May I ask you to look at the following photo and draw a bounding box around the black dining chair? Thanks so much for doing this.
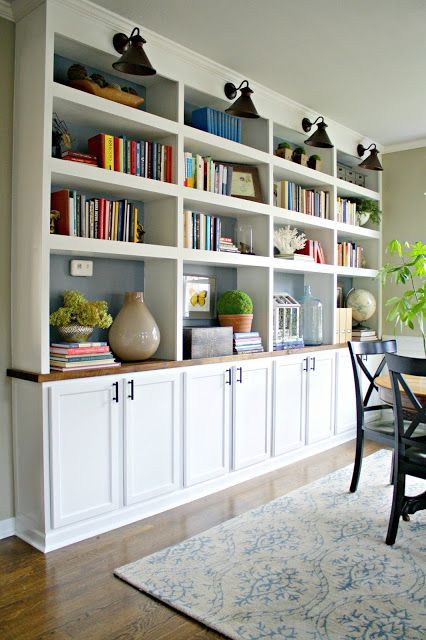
[384,353,426,545]
[348,339,397,493]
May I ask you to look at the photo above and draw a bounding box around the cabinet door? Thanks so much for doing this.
[124,370,181,505]
[335,350,357,434]
[183,364,231,486]
[306,351,335,444]
[273,355,307,455]
[233,359,272,470]
[49,378,121,528]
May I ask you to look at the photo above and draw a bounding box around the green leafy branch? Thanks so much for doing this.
[379,240,426,355]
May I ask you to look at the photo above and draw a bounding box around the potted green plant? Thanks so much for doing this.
[217,289,254,333]
[292,146,308,166]
[353,198,382,227]
[275,141,292,161]
[49,290,113,343]
[307,154,321,171]
[379,240,426,355]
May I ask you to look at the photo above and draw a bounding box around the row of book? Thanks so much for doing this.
[297,240,326,264]
[274,180,330,218]
[184,153,233,194]
[86,133,173,182]
[191,107,242,143]
[183,210,239,252]
[336,197,357,225]
[337,242,365,268]
[50,342,120,371]
[234,331,264,354]
[51,189,140,242]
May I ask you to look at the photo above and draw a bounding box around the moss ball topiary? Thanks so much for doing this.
[217,290,253,315]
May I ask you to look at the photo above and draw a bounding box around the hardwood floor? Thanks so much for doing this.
[0,441,381,640]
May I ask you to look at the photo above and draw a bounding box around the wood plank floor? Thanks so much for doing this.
[0,441,381,640]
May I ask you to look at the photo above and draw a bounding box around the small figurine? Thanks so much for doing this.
[136,223,145,243]
[52,112,72,158]
[50,209,61,234]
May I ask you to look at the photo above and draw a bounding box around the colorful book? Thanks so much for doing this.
[87,133,114,170]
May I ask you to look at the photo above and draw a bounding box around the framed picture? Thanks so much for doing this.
[183,274,217,319]
[228,165,263,203]
[336,286,343,308]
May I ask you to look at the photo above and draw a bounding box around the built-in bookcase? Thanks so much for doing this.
[11,0,382,373]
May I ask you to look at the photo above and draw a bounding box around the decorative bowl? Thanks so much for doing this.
[69,79,144,109]
[57,324,94,343]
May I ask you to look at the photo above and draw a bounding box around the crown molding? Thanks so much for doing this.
[383,138,426,154]
[0,0,13,20]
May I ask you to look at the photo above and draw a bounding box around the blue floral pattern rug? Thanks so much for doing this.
[115,450,426,639]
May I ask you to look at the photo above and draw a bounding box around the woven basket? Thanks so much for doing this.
[218,314,253,333]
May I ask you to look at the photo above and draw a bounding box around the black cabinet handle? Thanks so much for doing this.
[237,367,243,383]
[303,358,308,372]
[225,368,232,385]
[310,357,316,371]
[112,381,119,403]
[128,379,134,400]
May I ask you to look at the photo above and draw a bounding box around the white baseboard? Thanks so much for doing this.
[0,517,15,540]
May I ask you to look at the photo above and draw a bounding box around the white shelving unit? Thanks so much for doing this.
[9,0,385,552]
[11,0,382,373]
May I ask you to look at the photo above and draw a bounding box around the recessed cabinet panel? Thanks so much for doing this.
[49,379,120,528]
[306,352,335,444]
[233,360,272,470]
[335,350,356,434]
[273,356,306,455]
[124,372,181,505]
[183,365,231,486]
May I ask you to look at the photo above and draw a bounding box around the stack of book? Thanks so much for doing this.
[219,236,240,253]
[351,328,378,342]
[233,331,264,354]
[50,342,121,371]
[61,150,98,166]
[274,180,330,218]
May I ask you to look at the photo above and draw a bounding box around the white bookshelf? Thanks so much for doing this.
[11,0,382,374]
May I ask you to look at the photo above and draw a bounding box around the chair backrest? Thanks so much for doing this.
[385,353,426,458]
[348,340,397,418]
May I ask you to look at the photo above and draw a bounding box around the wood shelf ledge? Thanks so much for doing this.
[7,344,346,383]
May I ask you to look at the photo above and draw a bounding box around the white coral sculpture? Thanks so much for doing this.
[274,225,307,255]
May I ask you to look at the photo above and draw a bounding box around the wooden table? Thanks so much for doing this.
[375,374,426,410]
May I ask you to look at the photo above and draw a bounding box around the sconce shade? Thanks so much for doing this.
[112,28,156,76]
[357,143,383,171]
[224,81,259,119]
[302,116,334,148]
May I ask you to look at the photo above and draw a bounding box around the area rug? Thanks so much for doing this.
[115,450,426,639]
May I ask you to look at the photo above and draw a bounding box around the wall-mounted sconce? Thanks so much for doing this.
[112,27,156,76]
[224,80,259,118]
[302,116,334,148]
[357,143,383,171]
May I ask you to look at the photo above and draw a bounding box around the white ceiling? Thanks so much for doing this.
[90,0,426,148]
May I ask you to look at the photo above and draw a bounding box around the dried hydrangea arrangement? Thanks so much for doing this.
[274,225,307,256]
[49,290,113,329]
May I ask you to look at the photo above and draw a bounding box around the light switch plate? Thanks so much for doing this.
[70,259,93,276]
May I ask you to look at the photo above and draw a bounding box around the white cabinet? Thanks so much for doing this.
[124,370,181,505]
[232,359,272,470]
[273,351,335,454]
[183,364,231,486]
[273,355,306,455]
[49,378,121,528]
[335,349,357,434]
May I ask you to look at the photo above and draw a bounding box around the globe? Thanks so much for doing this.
[346,288,376,324]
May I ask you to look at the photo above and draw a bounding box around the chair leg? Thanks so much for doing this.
[386,473,406,546]
[349,431,364,493]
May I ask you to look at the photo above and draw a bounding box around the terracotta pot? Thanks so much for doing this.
[218,314,253,333]
[108,292,160,361]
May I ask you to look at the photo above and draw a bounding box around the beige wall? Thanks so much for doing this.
[382,147,426,338]
[0,16,14,521]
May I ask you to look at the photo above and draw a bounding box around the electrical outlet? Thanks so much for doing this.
[70,259,93,277]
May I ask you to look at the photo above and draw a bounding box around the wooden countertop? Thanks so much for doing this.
[7,343,346,383]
